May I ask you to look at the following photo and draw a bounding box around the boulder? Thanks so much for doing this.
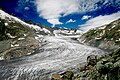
[87,55,97,66]
[51,74,61,80]
[61,71,74,80]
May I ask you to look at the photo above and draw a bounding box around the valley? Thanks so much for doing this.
[0,30,106,80]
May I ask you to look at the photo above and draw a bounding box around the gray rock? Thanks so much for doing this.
[87,55,97,66]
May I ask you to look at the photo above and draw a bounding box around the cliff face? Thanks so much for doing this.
[0,10,40,60]
[79,19,120,51]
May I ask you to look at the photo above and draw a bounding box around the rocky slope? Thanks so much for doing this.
[0,9,52,60]
[79,19,120,51]
[51,48,120,80]
[73,48,120,80]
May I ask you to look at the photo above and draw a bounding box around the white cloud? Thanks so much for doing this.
[66,19,76,24]
[25,0,29,2]
[35,0,102,26]
[79,11,120,32]
[24,7,30,10]
[82,15,91,20]
[47,18,63,27]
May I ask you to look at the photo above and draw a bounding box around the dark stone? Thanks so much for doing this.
[87,55,97,66]
[61,71,74,80]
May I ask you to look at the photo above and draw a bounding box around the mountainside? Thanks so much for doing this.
[79,19,120,51]
[0,9,52,60]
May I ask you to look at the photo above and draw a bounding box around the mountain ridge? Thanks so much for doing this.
[79,18,120,51]
[0,9,53,60]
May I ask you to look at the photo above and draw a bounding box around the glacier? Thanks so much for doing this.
[0,30,106,80]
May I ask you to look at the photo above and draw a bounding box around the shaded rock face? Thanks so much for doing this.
[0,14,39,60]
[79,19,120,51]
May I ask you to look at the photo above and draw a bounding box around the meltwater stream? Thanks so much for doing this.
[0,31,106,80]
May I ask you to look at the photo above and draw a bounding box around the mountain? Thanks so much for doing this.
[79,19,120,51]
[0,9,52,60]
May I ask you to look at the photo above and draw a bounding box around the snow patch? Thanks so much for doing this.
[116,40,119,42]
[6,33,16,38]
[11,44,19,47]
[103,30,105,35]
[42,28,51,34]
[76,30,82,34]
[35,37,39,40]
[31,25,42,31]
[80,39,86,43]
[95,37,101,40]
[11,44,14,47]
[14,44,19,47]
[98,26,106,29]
[24,34,27,37]
[4,23,8,26]
[111,38,113,40]
[115,38,120,42]
[18,38,25,40]
[112,25,116,28]
[0,57,4,60]
[27,52,32,55]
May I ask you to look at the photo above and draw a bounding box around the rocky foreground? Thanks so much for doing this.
[51,48,120,80]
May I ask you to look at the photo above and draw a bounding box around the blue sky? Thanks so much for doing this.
[0,0,120,31]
